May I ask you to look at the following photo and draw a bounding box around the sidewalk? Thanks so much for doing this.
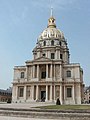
[0,116,59,120]
[0,102,55,109]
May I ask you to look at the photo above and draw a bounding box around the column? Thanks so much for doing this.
[36,85,39,100]
[72,85,75,101]
[33,65,35,78]
[46,64,48,79]
[46,85,48,101]
[56,50,57,59]
[32,85,34,101]
[16,86,18,100]
[24,86,27,101]
[65,51,67,63]
[50,64,52,78]
[60,85,62,104]
[77,84,81,104]
[31,66,33,78]
[64,86,66,101]
[25,67,27,81]
[37,65,39,79]
[60,65,62,79]
[54,64,55,81]
[50,85,52,101]
[54,85,56,101]
[27,66,29,81]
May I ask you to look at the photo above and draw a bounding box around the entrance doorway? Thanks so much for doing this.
[41,91,46,102]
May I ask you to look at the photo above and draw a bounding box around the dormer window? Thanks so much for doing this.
[21,72,24,78]
[51,40,54,46]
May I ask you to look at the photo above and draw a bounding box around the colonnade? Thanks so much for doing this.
[21,84,63,103]
[14,84,76,104]
[31,64,62,79]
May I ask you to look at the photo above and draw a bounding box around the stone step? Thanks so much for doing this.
[0,107,90,113]
[0,109,90,119]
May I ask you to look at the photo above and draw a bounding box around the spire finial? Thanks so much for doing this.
[50,0,53,17]
[51,7,53,17]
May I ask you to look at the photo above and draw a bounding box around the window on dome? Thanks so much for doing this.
[51,33,54,36]
[42,53,45,57]
[21,72,24,78]
[43,41,46,46]
[51,40,54,46]
[51,53,55,59]
[67,70,71,77]
[58,34,61,37]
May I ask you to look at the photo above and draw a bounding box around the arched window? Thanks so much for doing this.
[21,72,24,78]
[67,70,71,77]
[43,41,46,46]
[51,40,54,46]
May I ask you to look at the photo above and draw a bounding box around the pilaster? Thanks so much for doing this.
[24,85,27,101]
[36,85,39,100]
[37,65,39,79]
[50,64,52,78]
[46,85,48,101]
[60,85,62,104]
[50,85,52,101]
[46,64,48,79]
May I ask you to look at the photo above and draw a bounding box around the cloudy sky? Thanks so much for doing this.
[0,0,90,89]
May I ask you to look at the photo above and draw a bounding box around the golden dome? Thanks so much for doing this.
[38,16,64,40]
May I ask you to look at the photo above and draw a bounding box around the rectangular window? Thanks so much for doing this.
[60,54,63,59]
[67,87,72,97]
[67,71,71,77]
[51,53,55,59]
[21,72,24,78]
[19,87,24,97]
[41,72,46,79]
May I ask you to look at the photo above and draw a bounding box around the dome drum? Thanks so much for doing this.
[37,39,64,48]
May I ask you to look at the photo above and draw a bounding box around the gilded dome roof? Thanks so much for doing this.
[38,16,64,41]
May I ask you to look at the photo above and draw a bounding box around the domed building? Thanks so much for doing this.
[12,13,84,104]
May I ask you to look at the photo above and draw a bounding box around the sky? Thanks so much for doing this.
[0,0,90,89]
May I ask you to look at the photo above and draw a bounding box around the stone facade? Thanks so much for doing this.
[0,88,12,102]
[12,14,84,104]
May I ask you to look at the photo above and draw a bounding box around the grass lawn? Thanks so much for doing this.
[38,105,90,110]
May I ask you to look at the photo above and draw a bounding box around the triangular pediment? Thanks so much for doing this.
[25,57,53,65]
[33,57,52,62]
